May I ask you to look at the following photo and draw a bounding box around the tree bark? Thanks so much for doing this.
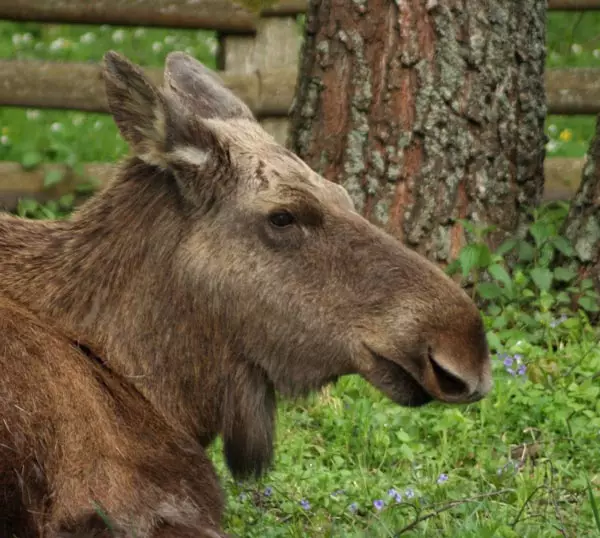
[290,0,546,264]
[563,114,600,293]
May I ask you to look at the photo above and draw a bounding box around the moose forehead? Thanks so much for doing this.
[198,118,355,212]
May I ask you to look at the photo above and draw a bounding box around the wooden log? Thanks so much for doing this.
[0,0,307,33]
[548,0,600,9]
[0,162,114,211]
[0,60,297,117]
[546,68,600,116]
[1,61,600,117]
[0,158,585,212]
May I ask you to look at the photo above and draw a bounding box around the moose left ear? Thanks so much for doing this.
[164,52,255,122]
[103,51,170,167]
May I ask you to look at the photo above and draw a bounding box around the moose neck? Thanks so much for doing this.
[0,160,228,443]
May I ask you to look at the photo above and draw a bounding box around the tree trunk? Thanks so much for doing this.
[562,114,600,295]
[290,0,546,264]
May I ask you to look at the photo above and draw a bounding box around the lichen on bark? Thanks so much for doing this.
[290,0,546,264]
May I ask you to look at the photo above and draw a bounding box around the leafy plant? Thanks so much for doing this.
[447,202,600,350]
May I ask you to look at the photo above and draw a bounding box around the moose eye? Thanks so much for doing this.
[268,211,295,228]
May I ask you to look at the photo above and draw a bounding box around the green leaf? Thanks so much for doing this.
[477,282,503,300]
[578,296,599,312]
[530,267,553,292]
[58,193,75,209]
[581,279,595,291]
[445,259,461,276]
[16,198,39,217]
[459,244,481,278]
[518,241,535,263]
[496,238,518,257]
[529,221,551,247]
[554,267,577,282]
[43,169,64,189]
[551,236,576,257]
[488,263,513,290]
[485,331,501,351]
[20,150,43,170]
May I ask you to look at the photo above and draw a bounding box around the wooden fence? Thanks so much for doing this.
[0,0,598,209]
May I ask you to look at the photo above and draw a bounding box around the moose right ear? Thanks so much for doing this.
[164,51,255,122]
[103,51,170,167]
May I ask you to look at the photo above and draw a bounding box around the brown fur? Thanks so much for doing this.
[0,297,225,538]
[0,51,492,534]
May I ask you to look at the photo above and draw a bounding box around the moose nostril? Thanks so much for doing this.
[427,348,469,396]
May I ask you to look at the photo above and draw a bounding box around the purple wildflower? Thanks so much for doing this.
[405,488,415,499]
[437,473,449,484]
[373,499,385,511]
[300,499,311,510]
[503,356,514,368]
[264,486,273,497]
[387,488,402,503]
[517,364,527,376]
[349,502,358,514]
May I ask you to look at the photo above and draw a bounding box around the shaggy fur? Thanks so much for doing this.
[0,51,492,535]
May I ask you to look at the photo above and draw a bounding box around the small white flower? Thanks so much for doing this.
[546,140,559,154]
[594,49,600,59]
[49,38,66,52]
[72,114,85,127]
[12,34,22,46]
[26,110,40,120]
[80,32,96,44]
[112,29,125,43]
[152,41,163,53]
[164,35,177,45]
[548,124,558,136]
[571,43,583,55]
[22,33,33,43]
[93,120,103,130]
[134,28,146,39]
[1,135,9,145]
[50,122,63,133]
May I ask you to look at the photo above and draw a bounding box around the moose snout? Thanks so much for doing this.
[424,344,492,404]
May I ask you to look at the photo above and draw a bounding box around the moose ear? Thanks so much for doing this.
[103,50,169,166]
[164,51,255,121]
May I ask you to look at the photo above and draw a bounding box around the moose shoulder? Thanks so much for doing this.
[0,51,492,482]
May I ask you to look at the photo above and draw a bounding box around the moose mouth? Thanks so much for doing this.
[366,351,434,408]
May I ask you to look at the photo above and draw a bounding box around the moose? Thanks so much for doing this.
[0,50,492,537]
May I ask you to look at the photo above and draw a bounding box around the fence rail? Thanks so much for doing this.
[0,0,596,31]
[0,0,306,32]
[0,60,598,117]
[0,60,296,116]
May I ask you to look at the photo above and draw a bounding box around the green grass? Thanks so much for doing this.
[1,11,600,538]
